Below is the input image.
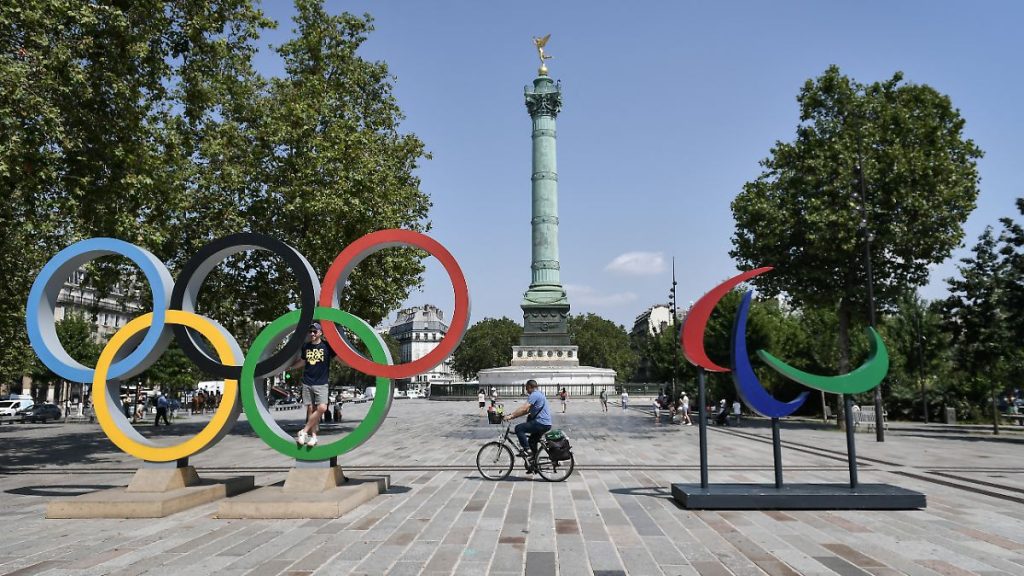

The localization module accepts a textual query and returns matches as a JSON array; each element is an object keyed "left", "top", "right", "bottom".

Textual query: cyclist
[{"left": 503, "top": 379, "right": 551, "bottom": 473}]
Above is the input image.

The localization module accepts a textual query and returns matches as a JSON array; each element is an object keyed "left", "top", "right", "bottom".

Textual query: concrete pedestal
[
  {"left": 671, "top": 483, "right": 927, "bottom": 510},
  {"left": 218, "top": 465, "right": 389, "bottom": 519},
  {"left": 478, "top": 364, "right": 615, "bottom": 389},
  {"left": 46, "top": 466, "right": 254, "bottom": 519}
]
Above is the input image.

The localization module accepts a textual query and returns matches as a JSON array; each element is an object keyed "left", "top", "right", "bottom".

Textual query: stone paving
[{"left": 0, "top": 398, "right": 1023, "bottom": 575}]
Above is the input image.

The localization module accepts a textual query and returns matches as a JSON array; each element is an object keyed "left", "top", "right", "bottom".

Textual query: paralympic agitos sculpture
[{"left": 672, "top": 267, "right": 924, "bottom": 510}]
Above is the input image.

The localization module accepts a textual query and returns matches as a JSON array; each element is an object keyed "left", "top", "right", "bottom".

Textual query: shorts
[
  {"left": 302, "top": 384, "right": 329, "bottom": 406},
  {"left": 479, "top": 401, "right": 485, "bottom": 408}
]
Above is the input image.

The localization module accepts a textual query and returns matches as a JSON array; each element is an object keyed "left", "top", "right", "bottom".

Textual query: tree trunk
[{"left": 992, "top": 383, "right": 1000, "bottom": 436}]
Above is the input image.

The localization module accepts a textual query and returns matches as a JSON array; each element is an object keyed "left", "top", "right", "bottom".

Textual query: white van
[{"left": 0, "top": 398, "right": 34, "bottom": 419}]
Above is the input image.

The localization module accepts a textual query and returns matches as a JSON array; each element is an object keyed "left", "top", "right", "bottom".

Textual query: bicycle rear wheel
[
  {"left": 535, "top": 451, "right": 574, "bottom": 482},
  {"left": 476, "top": 442, "right": 514, "bottom": 480}
]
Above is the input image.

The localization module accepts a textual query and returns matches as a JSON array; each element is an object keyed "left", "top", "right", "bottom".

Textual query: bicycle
[{"left": 476, "top": 422, "right": 575, "bottom": 481}]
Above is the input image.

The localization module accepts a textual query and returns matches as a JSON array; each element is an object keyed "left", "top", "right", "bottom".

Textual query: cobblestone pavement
[{"left": 1, "top": 399, "right": 1023, "bottom": 575}]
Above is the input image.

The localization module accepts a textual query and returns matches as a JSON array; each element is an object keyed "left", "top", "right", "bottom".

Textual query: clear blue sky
[{"left": 255, "top": 1, "right": 1023, "bottom": 330}]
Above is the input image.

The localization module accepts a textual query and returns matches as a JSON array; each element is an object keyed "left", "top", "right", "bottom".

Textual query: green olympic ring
[{"left": 240, "top": 306, "right": 393, "bottom": 461}]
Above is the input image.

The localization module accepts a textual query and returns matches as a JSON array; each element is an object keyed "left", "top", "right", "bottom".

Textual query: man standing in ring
[{"left": 290, "top": 322, "right": 335, "bottom": 447}]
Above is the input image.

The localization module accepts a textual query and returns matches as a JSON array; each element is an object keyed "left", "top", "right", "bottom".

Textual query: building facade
[
  {"left": 54, "top": 269, "right": 143, "bottom": 340},
  {"left": 14, "top": 270, "right": 143, "bottom": 404},
  {"left": 631, "top": 304, "right": 683, "bottom": 338},
  {"left": 387, "top": 304, "right": 455, "bottom": 392}
]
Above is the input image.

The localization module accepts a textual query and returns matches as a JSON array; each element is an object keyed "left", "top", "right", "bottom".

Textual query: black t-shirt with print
[{"left": 301, "top": 340, "right": 335, "bottom": 385}]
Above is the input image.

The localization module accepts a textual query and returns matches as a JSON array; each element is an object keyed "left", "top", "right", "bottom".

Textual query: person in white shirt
[
  {"left": 681, "top": 393, "right": 691, "bottom": 426},
  {"left": 620, "top": 390, "right": 629, "bottom": 411},
  {"left": 478, "top": 390, "right": 486, "bottom": 416}
]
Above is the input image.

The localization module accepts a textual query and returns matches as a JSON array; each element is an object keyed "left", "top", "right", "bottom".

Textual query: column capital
[{"left": 525, "top": 79, "right": 562, "bottom": 118}]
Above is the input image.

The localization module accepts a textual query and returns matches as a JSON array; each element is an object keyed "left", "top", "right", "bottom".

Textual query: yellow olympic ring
[{"left": 93, "top": 310, "right": 241, "bottom": 462}]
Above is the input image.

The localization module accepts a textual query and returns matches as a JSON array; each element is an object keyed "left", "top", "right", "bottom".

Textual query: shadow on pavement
[
  {"left": 0, "top": 419, "right": 366, "bottom": 471},
  {"left": 6, "top": 484, "right": 118, "bottom": 497},
  {"left": 609, "top": 486, "right": 674, "bottom": 500}
]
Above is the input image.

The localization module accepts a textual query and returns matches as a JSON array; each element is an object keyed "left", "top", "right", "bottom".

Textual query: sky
[{"left": 255, "top": 1, "right": 1024, "bottom": 331}]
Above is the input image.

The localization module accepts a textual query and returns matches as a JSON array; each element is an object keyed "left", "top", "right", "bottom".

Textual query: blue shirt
[{"left": 528, "top": 390, "right": 552, "bottom": 426}]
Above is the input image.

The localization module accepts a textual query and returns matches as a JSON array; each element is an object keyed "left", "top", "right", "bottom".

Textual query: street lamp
[
  {"left": 916, "top": 308, "right": 928, "bottom": 424},
  {"left": 856, "top": 159, "right": 885, "bottom": 442},
  {"left": 668, "top": 257, "right": 679, "bottom": 402}
]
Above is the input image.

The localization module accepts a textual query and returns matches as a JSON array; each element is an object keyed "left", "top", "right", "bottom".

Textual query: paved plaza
[{"left": 1, "top": 399, "right": 1023, "bottom": 576}]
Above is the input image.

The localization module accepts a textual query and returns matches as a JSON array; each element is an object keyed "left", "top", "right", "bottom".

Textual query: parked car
[{"left": 18, "top": 403, "right": 61, "bottom": 423}]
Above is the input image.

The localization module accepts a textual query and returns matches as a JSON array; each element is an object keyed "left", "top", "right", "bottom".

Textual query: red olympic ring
[{"left": 319, "top": 229, "right": 471, "bottom": 379}]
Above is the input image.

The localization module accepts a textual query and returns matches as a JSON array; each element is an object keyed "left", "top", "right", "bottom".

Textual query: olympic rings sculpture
[{"left": 27, "top": 230, "right": 470, "bottom": 462}]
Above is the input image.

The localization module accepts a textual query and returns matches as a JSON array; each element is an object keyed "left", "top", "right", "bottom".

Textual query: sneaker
[
  {"left": 296, "top": 430, "right": 308, "bottom": 445},
  {"left": 307, "top": 434, "right": 318, "bottom": 447}
]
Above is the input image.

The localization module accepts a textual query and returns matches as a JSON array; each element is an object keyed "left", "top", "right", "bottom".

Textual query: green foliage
[
  {"left": 998, "top": 199, "right": 1024, "bottom": 385},
  {"left": 567, "top": 313, "right": 636, "bottom": 383},
  {"left": 330, "top": 331, "right": 402, "bottom": 390},
  {"left": 31, "top": 311, "right": 103, "bottom": 383},
  {"left": 1, "top": 1, "right": 431, "bottom": 384},
  {"left": 943, "top": 227, "right": 1013, "bottom": 426},
  {"left": 451, "top": 318, "right": 521, "bottom": 380},
  {"left": 138, "top": 343, "right": 202, "bottom": 397},
  {"left": 731, "top": 65, "right": 982, "bottom": 370},
  {"left": 877, "top": 293, "right": 950, "bottom": 420}
]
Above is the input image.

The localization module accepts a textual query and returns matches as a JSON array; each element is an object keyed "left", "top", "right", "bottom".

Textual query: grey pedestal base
[
  {"left": 218, "top": 468, "right": 389, "bottom": 519},
  {"left": 672, "top": 483, "right": 926, "bottom": 510},
  {"left": 47, "top": 475, "right": 254, "bottom": 518}
]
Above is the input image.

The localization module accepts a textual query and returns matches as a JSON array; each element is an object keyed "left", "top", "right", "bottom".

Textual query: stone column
[{"left": 521, "top": 73, "right": 571, "bottom": 347}]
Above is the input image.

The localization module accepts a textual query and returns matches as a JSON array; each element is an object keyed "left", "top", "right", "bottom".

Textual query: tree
[
  {"left": 998, "top": 198, "right": 1024, "bottom": 387},
  {"left": 452, "top": 318, "right": 521, "bottom": 380},
  {"left": 731, "top": 65, "right": 983, "bottom": 374},
  {"left": 139, "top": 343, "right": 202, "bottom": 398},
  {"left": 331, "top": 331, "right": 402, "bottom": 390},
  {"left": 567, "top": 314, "right": 636, "bottom": 383},
  {"left": 32, "top": 312, "right": 103, "bottom": 382},
  {"left": 181, "top": 0, "right": 433, "bottom": 342},
  {"left": 878, "top": 293, "right": 949, "bottom": 421},
  {"left": 1, "top": 1, "right": 432, "bottom": 384},
  {"left": 1, "top": 0, "right": 272, "bottom": 382},
  {"left": 943, "top": 228, "right": 1011, "bottom": 433}
]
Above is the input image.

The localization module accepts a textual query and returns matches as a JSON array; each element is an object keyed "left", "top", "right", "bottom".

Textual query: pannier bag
[{"left": 544, "top": 429, "right": 572, "bottom": 461}]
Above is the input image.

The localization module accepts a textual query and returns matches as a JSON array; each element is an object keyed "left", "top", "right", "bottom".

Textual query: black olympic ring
[{"left": 169, "top": 233, "right": 319, "bottom": 380}]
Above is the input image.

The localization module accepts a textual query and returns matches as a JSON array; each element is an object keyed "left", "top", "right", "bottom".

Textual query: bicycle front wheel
[
  {"left": 476, "top": 442, "right": 514, "bottom": 481},
  {"left": 536, "top": 451, "right": 575, "bottom": 482}
]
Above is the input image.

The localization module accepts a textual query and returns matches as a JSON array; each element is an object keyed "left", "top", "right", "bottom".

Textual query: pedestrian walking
[
  {"left": 621, "top": 389, "right": 629, "bottom": 411},
  {"left": 478, "top": 389, "right": 486, "bottom": 415},
  {"left": 681, "top": 393, "right": 692, "bottom": 425},
  {"left": 154, "top": 392, "right": 171, "bottom": 426},
  {"left": 559, "top": 388, "right": 568, "bottom": 413},
  {"left": 599, "top": 388, "right": 608, "bottom": 412}
]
